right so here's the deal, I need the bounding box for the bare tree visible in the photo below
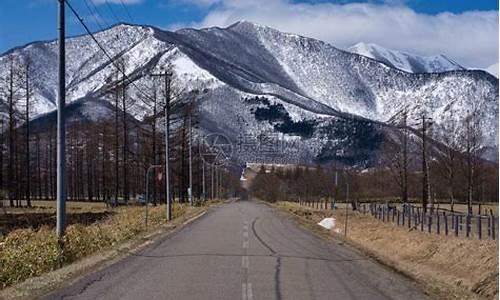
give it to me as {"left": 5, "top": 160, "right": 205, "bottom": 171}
{"left": 1, "top": 58, "right": 22, "bottom": 206}
{"left": 434, "top": 117, "right": 461, "bottom": 212}
{"left": 383, "top": 109, "right": 412, "bottom": 203}
{"left": 20, "top": 59, "right": 34, "bottom": 206}
{"left": 459, "top": 107, "right": 483, "bottom": 214}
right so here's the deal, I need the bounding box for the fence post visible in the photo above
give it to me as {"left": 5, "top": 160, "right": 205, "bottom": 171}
{"left": 428, "top": 214, "right": 432, "bottom": 233}
{"left": 466, "top": 215, "right": 471, "bottom": 238}
{"left": 443, "top": 212, "right": 448, "bottom": 236}
{"left": 477, "top": 216, "right": 482, "bottom": 240}
{"left": 491, "top": 212, "right": 496, "bottom": 240}
{"left": 402, "top": 208, "right": 405, "bottom": 226}
{"left": 408, "top": 207, "right": 412, "bottom": 228}
{"left": 454, "top": 215, "right": 459, "bottom": 237}
{"left": 487, "top": 216, "right": 491, "bottom": 238}
{"left": 436, "top": 212, "right": 440, "bottom": 235}
{"left": 421, "top": 212, "right": 425, "bottom": 231}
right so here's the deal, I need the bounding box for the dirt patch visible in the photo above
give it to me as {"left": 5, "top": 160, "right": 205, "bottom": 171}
{"left": 273, "top": 201, "right": 499, "bottom": 300}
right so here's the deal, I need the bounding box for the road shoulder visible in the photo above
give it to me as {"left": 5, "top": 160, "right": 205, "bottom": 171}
{"left": 265, "top": 200, "right": 493, "bottom": 300}
{"left": 0, "top": 205, "right": 215, "bottom": 300}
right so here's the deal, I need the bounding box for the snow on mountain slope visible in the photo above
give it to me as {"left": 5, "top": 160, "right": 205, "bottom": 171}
{"left": 347, "top": 42, "right": 464, "bottom": 74}
{"left": 485, "top": 63, "right": 499, "bottom": 78}
{"left": 0, "top": 21, "right": 497, "bottom": 164}
{"left": 159, "top": 22, "right": 497, "bottom": 159}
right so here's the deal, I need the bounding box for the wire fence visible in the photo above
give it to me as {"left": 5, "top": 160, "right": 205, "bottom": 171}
{"left": 297, "top": 199, "right": 497, "bottom": 240}
{"left": 364, "top": 203, "right": 497, "bottom": 240}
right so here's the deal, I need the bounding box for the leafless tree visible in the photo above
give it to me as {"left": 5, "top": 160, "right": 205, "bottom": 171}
{"left": 459, "top": 107, "right": 483, "bottom": 214}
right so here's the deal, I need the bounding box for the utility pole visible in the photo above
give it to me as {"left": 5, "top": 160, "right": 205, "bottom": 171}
{"left": 56, "top": 0, "right": 66, "bottom": 238}
{"left": 344, "top": 176, "right": 349, "bottom": 237}
{"left": 202, "top": 160, "right": 206, "bottom": 201}
{"left": 420, "top": 113, "right": 432, "bottom": 213}
{"left": 25, "top": 61, "right": 31, "bottom": 207}
{"left": 402, "top": 109, "right": 408, "bottom": 203}
{"left": 188, "top": 110, "right": 193, "bottom": 206}
{"left": 150, "top": 70, "right": 172, "bottom": 220}
{"left": 211, "top": 164, "right": 214, "bottom": 199}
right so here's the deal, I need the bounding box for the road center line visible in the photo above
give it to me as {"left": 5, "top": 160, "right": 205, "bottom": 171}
{"left": 242, "top": 255, "right": 249, "bottom": 268}
{"left": 242, "top": 283, "right": 247, "bottom": 300}
{"left": 247, "top": 283, "right": 254, "bottom": 300}
{"left": 242, "top": 218, "right": 252, "bottom": 300}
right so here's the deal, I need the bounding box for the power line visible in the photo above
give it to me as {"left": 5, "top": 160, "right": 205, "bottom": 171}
{"left": 119, "top": 0, "right": 135, "bottom": 24}
{"left": 104, "top": 0, "right": 122, "bottom": 25}
{"left": 82, "top": 0, "right": 103, "bottom": 31}
{"left": 83, "top": 0, "right": 111, "bottom": 30}
{"left": 64, "top": 0, "right": 155, "bottom": 104}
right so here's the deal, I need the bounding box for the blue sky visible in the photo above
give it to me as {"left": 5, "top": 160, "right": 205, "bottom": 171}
{"left": 0, "top": 0, "right": 498, "bottom": 67}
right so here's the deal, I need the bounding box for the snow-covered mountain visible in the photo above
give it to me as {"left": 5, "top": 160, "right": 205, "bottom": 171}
{"left": 485, "top": 63, "right": 499, "bottom": 78}
{"left": 0, "top": 22, "right": 498, "bottom": 164}
{"left": 347, "top": 42, "right": 465, "bottom": 74}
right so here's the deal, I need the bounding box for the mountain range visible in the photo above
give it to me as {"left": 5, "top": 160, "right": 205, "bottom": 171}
{"left": 0, "top": 21, "right": 498, "bottom": 165}
{"left": 347, "top": 42, "right": 498, "bottom": 78}
{"left": 347, "top": 42, "right": 464, "bottom": 74}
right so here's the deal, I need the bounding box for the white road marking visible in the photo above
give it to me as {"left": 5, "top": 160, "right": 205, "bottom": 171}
{"left": 242, "top": 283, "right": 247, "bottom": 300}
{"left": 247, "top": 283, "right": 254, "bottom": 300}
{"left": 242, "top": 255, "right": 249, "bottom": 268}
{"left": 242, "top": 283, "right": 254, "bottom": 300}
{"left": 242, "top": 219, "right": 252, "bottom": 300}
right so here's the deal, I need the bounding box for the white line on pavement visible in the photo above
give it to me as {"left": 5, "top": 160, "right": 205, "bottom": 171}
{"left": 242, "top": 256, "right": 249, "bottom": 269}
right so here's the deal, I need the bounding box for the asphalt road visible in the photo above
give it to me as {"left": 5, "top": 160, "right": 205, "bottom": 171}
{"left": 42, "top": 199, "right": 429, "bottom": 300}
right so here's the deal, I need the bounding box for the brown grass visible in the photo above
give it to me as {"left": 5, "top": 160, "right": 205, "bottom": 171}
{"left": 1, "top": 200, "right": 108, "bottom": 214}
{"left": 0, "top": 202, "right": 209, "bottom": 289}
{"left": 274, "top": 201, "right": 499, "bottom": 300}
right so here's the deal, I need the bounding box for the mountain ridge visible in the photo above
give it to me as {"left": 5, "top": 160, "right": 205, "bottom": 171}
{"left": 0, "top": 21, "right": 497, "bottom": 164}
{"left": 347, "top": 42, "right": 465, "bottom": 74}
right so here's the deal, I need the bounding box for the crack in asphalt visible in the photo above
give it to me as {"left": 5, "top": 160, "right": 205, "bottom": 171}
{"left": 60, "top": 273, "right": 106, "bottom": 300}
{"left": 122, "top": 251, "right": 368, "bottom": 263}
{"left": 251, "top": 218, "right": 276, "bottom": 255}
{"left": 251, "top": 217, "right": 282, "bottom": 300}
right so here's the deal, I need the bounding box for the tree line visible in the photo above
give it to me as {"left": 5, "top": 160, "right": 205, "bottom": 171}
{"left": 0, "top": 56, "right": 240, "bottom": 207}
{"left": 250, "top": 106, "right": 498, "bottom": 214}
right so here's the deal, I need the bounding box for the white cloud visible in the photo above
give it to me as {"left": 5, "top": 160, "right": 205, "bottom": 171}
{"left": 171, "top": 0, "right": 498, "bottom": 68}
